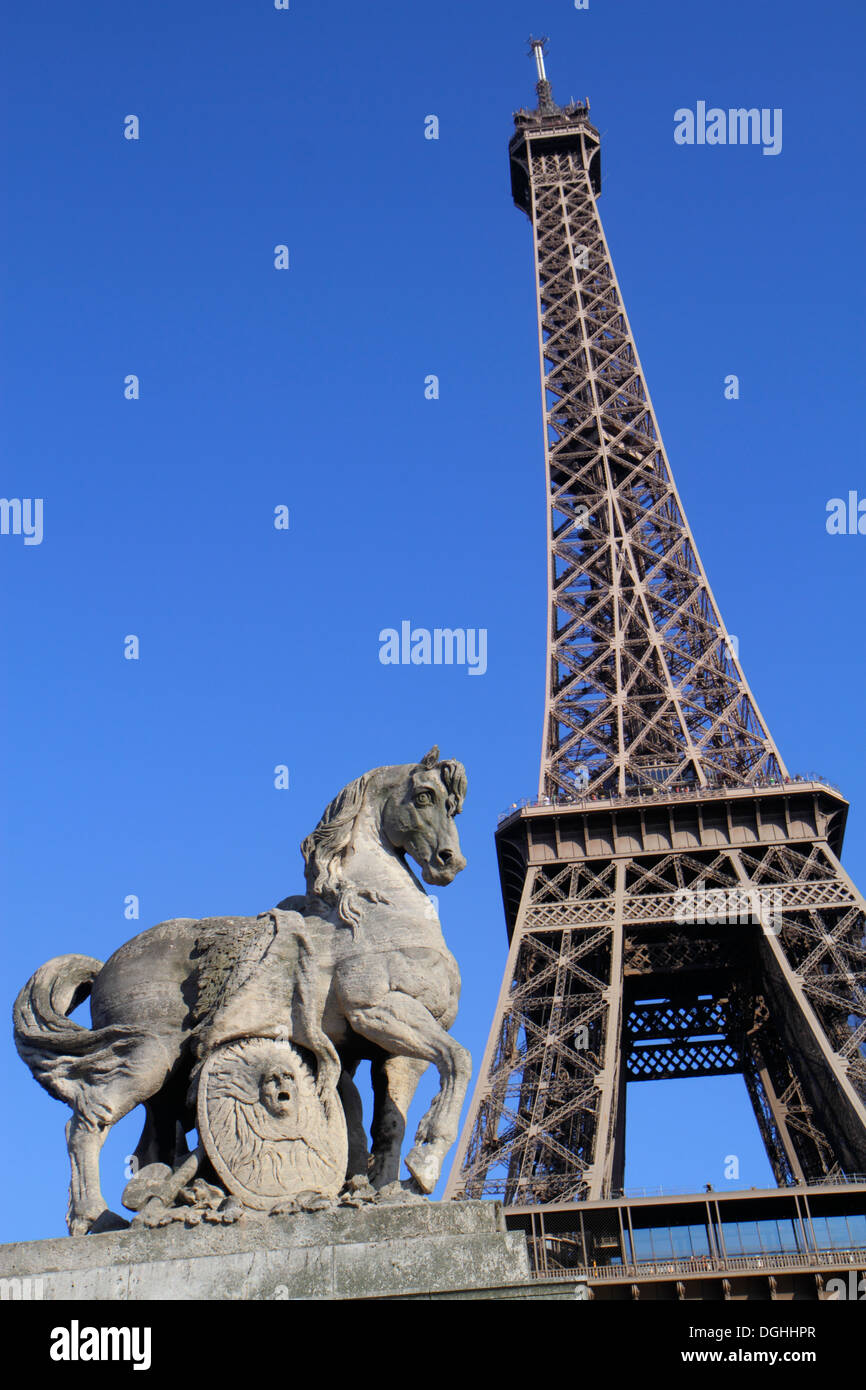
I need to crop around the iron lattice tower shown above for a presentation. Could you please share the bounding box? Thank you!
[444,44,866,1244]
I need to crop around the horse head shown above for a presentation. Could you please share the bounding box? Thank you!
[301,747,467,927]
[380,746,468,887]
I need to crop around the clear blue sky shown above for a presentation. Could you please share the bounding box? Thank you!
[2,0,865,1241]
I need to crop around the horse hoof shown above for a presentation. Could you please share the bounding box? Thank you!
[405,1146,439,1194]
[68,1207,109,1237]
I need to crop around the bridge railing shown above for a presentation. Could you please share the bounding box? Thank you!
[612,1173,866,1199]
[525,1242,866,1282]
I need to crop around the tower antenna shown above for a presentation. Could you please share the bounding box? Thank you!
[526,35,557,114]
[527,34,549,82]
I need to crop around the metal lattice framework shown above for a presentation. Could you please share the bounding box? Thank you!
[511,61,783,802]
[443,47,866,1212]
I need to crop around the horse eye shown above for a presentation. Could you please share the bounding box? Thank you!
[415,792,433,806]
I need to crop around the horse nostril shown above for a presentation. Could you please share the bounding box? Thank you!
[438,849,453,865]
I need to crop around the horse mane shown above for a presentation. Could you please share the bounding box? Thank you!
[301,747,467,931]
[436,756,467,817]
[300,771,373,930]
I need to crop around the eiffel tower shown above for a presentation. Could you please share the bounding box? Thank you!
[443,40,866,1299]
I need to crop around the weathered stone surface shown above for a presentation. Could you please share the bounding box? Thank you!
[393,1281,588,1301]
[197,1037,347,1207]
[0,1200,584,1301]
[2,1199,497,1276]
[13,749,471,1234]
[121,1163,172,1212]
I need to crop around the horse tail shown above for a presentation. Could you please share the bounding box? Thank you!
[13,955,147,1112]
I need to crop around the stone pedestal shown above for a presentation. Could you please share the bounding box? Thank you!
[0,1200,584,1301]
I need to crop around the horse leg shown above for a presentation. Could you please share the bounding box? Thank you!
[343,993,471,1194]
[133,1095,190,1171]
[66,1111,113,1236]
[65,1036,175,1235]
[131,1103,161,1170]
[337,1065,371,1181]
[369,1055,427,1189]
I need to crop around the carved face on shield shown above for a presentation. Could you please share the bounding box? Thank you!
[259,1065,297,1119]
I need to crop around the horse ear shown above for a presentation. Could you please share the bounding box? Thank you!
[420,746,440,769]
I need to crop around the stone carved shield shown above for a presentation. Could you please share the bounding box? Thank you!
[196,1037,347,1209]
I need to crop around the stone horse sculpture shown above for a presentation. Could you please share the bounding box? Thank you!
[14,747,471,1234]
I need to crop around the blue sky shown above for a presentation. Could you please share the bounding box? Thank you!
[2,0,865,1241]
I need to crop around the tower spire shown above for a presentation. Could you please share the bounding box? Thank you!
[526,35,557,115]
[528,34,548,81]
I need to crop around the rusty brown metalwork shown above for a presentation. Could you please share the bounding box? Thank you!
[443,50,866,1260]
